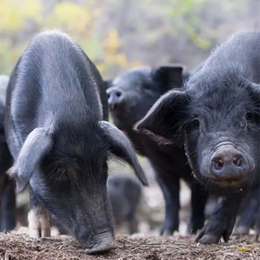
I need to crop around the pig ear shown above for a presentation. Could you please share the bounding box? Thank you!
[135,90,188,144]
[103,80,113,90]
[8,127,53,193]
[241,78,260,104]
[152,65,184,90]
[244,80,260,96]
[99,121,148,186]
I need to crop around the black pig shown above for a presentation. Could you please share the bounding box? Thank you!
[0,75,15,232]
[108,175,142,234]
[136,30,260,243]
[106,65,208,235]
[5,30,147,254]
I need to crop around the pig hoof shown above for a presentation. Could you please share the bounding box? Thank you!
[85,244,116,255]
[41,228,51,237]
[28,228,41,239]
[234,226,250,235]
[187,219,204,235]
[160,229,173,236]
[186,224,200,235]
[198,234,219,244]
[28,227,51,238]
[160,225,177,236]
[187,228,198,235]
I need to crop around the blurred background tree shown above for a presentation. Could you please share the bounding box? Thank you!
[0,0,259,78]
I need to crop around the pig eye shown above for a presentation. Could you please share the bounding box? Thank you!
[55,167,69,181]
[143,83,151,90]
[191,119,200,129]
[187,119,200,133]
[57,167,65,174]
[245,111,260,127]
[246,112,254,122]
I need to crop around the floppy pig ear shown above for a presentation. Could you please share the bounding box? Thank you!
[8,127,53,193]
[99,121,148,186]
[135,90,188,144]
[152,65,184,90]
[243,79,260,96]
[241,78,260,106]
[103,80,113,90]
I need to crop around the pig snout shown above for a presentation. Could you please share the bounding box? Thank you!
[83,231,116,255]
[106,87,125,109]
[210,143,250,181]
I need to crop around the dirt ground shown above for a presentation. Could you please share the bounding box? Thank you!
[0,232,260,260]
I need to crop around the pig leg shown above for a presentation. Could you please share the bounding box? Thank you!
[156,172,180,235]
[254,205,260,237]
[195,194,244,244]
[28,189,50,238]
[1,178,16,231]
[187,181,208,234]
[0,175,4,229]
[128,213,138,234]
[236,188,260,235]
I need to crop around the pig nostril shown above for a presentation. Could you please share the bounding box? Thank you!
[213,158,224,170]
[233,156,243,167]
[116,91,121,97]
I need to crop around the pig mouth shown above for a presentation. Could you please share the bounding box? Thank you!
[210,175,248,188]
[109,101,134,116]
[109,102,125,111]
[109,103,119,110]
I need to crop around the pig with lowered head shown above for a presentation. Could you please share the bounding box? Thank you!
[5,30,147,254]
[106,65,208,235]
[136,30,260,243]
